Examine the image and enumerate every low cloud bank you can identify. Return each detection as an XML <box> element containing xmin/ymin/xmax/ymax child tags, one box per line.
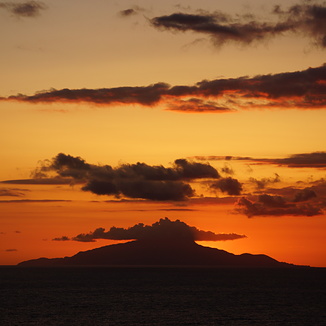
<box><xmin>2</xmin><ymin>64</ymin><xmax>325</xmax><ymax>112</ymax></box>
<box><xmin>53</xmin><ymin>218</ymin><xmax>247</xmax><ymax>243</ymax></box>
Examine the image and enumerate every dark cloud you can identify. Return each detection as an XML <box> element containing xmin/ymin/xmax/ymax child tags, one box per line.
<box><xmin>2</xmin><ymin>64</ymin><xmax>325</xmax><ymax>112</ymax></box>
<box><xmin>0</xmin><ymin>1</ymin><xmax>46</xmax><ymax>17</ymax></box>
<box><xmin>30</xmin><ymin>153</ymin><xmax>220</xmax><ymax>201</ymax></box>
<box><xmin>0</xmin><ymin>199</ymin><xmax>71</xmax><ymax>203</ymax></box>
<box><xmin>192</xmin><ymin>152</ymin><xmax>326</xmax><ymax>168</ymax></box>
<box><xmin>249</xmin><ymin>173</ymin><xmax>280</xmax><ymax>190</ymax></box>
<box><xmin>267</xmin><ymin>152</ymin><xmax>326</xmax><ymax>168</ymax></box>
<box><xmin>62</xmin><ymin>218</ymin><xmax>246</xmax><ymax>242</ymax></box>
<box><xmin>83</xmin><ymin>179</ymin><xmax>194</xmax><ymax>201</ymax></box>
<box><xmin>174</xmin><ymin>158</ymin><xmax>220</xmax><ymax>179</ymax></box>
<box><xmin>4</xmin><ymin>249</ymin><xmax>17</xmax><ymax>252</ymax></box>
<box><xmin>167</xmin><ymin>98</ymin><xmax>232</xmax><ymax>112</ymax></box>
<box><xmin>119</xmin><ymin>8</ymin><xmax>138</xmax><ymax>17</ymax></box>
<box><xmin>1</xmin><ymin>178</ymin><xmax>76</xmax><ymax>185</ymax></box>
<box><xmin>258</xmin><ymin>194</ymin><xmax>286</xmax><ymax>207</ymax></box>
<box><xmin>150</xmin><ymin>3</ymin><xmax>326</xmax><ymax>48</ymax></box>
<box><xmin>5</xmin><ymin>83</ymin><xmax>170</xmax><ymax>106</ymax></box>
<box><xmin>293</xmin><ymin>188</ymin><xmax>317</xmax><ymax>202</ymax></box>
<box><xmin>210</xmin><ymin>177</ymin><xmax>242</xmax><ymax>196</ymax></box>
<box><xmin>118</xmin><ymin>6</ymin><xmax>144</xmax><ymax>17</ymax></box>
<box><xmin>308</xmin><ymin>178</ymin><xmax>326</xmax><ymax>197</ymax></box>
<box><xmin>191</xmin><ymin>155</ymin><xmax>252</xmax><ymax>161</ymax></box>
<box><xmin>236</xmin><ymin>194</ymin><xmax>323</xmax><ymax>217</ymax></box>
<box><xmin>52</xmin><ymin>236</ymin><xmax>70</xmax><ymax>241</ymax></box>
<box><xmin>0</xmin><ymin>188</ymin><xmax>25</xmax><ymax>197</ymax></box>
<box><xmin>151</xmin><ymin>12</ymin><xmax>292</xmax><ymax>47</ymax></box>
<box><xmin>220</xmin><ymin>164</ymin><xmax>234</xmax><ymax>175</ymax></box>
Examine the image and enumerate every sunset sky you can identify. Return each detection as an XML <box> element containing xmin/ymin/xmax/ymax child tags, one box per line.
<box><xmin>1</xmin><ymin>0</ymin><xmax>326</xmax><ymax>267</ymax></box>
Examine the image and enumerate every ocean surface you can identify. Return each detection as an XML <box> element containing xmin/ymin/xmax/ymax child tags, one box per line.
<box><xmin>1</xmin><ymin>266</ymin><xmax>325</xmax><ymax>325</ymax></box>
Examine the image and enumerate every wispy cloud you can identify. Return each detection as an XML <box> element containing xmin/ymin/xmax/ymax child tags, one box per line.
<box><xmin>150</xmin><ymin>3</ymin><xmax>326</xmax><ymax>48</ymax></box>
<box><xmin>0</xmin><ymin>1</ymin><xmax>46</xmax><ymax>17</ymax></box>
<box><xmin>193</xmin><ymin>152</ymin><xmax>326</xmax><ymax>168</ymax></box>
<box><xmin>2</xmin><ymin>64</ymin><xmax>325</xmax><ymax>112</ymax></box>
<box><xmin>118</xmin><ymin>6</ymin><xmax>145</xmax><ymax>17</ymax></box>
<box><xmin>1</xmin><ymin>178</ymin><xmax>77</xmax><ymax>185</ymax></box>
<box><xmin>249</xmin><ymin>174</ymin><xmax>280</xmax><ymax>190</ymax></box>
<box><xmin>119</xmin><ymin>8</ymin><xmax>137</xmax><ymax>17</ymax></box>
<box><xmin>0</xmin><ymin>199</ymin><xmax>71</xmax><ymax>203</ymax></box>
<box><xmin>0</xmin><ymin>187</ymin><xmax>26</xmax><ymax>197</ymax></box>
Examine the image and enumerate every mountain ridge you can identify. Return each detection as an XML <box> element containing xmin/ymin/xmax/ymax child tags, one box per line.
<box><xmin>18</xmin><ymin>238</ymin><xmax>300</xmax><ymax>267</ymax></box>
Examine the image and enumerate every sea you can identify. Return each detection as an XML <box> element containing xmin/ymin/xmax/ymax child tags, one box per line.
<box><xmin>1</xmin><ymin>266</ymin><xmax>325</xmax><ymax>325</ymax></box>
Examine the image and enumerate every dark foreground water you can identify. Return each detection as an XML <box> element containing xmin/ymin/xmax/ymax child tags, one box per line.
<box><xmin>0</xmin><ymin>266</ymin><xmax>325</xmax><ymax>325</ymax></box>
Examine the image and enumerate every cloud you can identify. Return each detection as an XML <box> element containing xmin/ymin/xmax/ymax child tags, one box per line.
<box><xmin>192</xmin><ymin>152</ymin><xmax>326</xmax><ymax>168</ymax></box>
<box><xmin>2</xmin><ymin>64</ymin><xmax>325</xmax><ymax>112</ymax></box>
<box><xmin>0</xmin><ymin>199</ymin><xmax>71</xmax><ymax>203</ymax></box>
<box><xmin>220</xmin><ymin>164</ymin><xmax>234</xmax><ymax>175</ymax></box>
<box><xmin>174</xmin><ymin>158</ymin><xmax>220</xmax><ymax>179</ymax></box>
<box><xmin>150</xmin><ymin>3</ymin><xmax>326</xmax><ymax>48</ymax></box>
<box><xmin>57</xmin><ymin>218</ymin><xmax>246</xmax><ymax>242</ymax></box>
<box><xmin>236</xmin><ymin>194</ymin><xmax>324</xmax><ymax>217</ymax></box>
<box><xmin>0</xmin><ymin>187</ymin><xmax>25</xmax><ymax>197</ymax></box>
<box><xmin>52</xmin><ymin>236</ymin><xmax>70</xmax><ymax>241</ymax></box>
<box><xmin>249</xmin><ymin>173</ymin><xmax>280</xmax><ymax>189</ymax></box>
<box><xmin>210</xmin><ymin>177</ymin><xmax>243</xmax><ymax>196</ymax></box>
<box><xmin>1</xmin><ymin>178</ymin><xmax>76</xmax><ymax>185</ymax></box>
<box><xmin>150</xmin><ymin>12</ymin><xmax>291</xmax><ymax>47</ymax></box>
<box><xmin>82</xmin><ymin>179</ymin><xmax>194</xmax><ymax>201</ymax></box>
<box><xmin>30</xmin><ymin>153</ymin><xmax>220</xmax><ymax>201</ymax></box>
<box><xmin>168</xmin><ymin>98</ymin><xmax>232</xmax><ymax>113</ymax></box>
<box><xmin>118</xmin><ymin>6</ymin><xmax>144</xmax><ymax>17</ymax></box>
<box><xmin>4</xmin><ymin>249</ymin><xmax>17</xmax><ymax>252</ymax></box>
<box><xmin>264</xmin><ymin>152</ymin><xmax>326</xmax><ymax>168</ymax></box>
<box><xmin>293</xmin><ymin>188</ymin><xmax>317</xmax><ymax>202</ymax></box>
<box><xmin>119</xmin><ymin>8</ymin><xmax>137</xmax><ymax>17</ymax></box>
<box><xmin>0</xmin><ymin>1</ymin><xmax>46</xmax><ymax>17</ymax></box>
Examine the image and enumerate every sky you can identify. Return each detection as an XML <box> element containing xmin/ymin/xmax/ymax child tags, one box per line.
<box><xmin>0</xmin><ymin>0</ymin><xmax>325</xmax><ymax>267</ymax></box>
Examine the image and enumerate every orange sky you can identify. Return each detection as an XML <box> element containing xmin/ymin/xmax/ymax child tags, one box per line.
<box><xmin>1</xmin><ymin>0</ymin><xmax>326</xmax><ymax>267</ymax></box>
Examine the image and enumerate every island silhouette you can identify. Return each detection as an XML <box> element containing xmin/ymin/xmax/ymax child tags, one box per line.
<box><xmin>18</xmin><ymin>218</ymin><xmax>297</xmax><ymax>267</ymax></box>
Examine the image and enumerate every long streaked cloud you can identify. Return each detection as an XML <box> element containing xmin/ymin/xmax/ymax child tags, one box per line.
<box><xmin>1</xmin><ymin>64</ymin><xmax>325</xmax><ymax>112</ymax></box>
<box><xmin>53</xmin><ymin>218</ymin><xmax>247</xmax><ymax>242</ymax></box>
<box><xmin>0</xmin><ymin>1</ymin><xmax>46</xmax><ymax>17</ymax></box>
<box><xmin>193</xmin><ymin>152</ymin><xmax>326</xmax><ymax>168</ymax></box>
<box><xmin>30</xmin><ymin>153</ymin><xmax>220</xmax><ymax>201</ymax></box>
<box><xmin>1</xmin><ymin>178</ymin><xmax>76</xmax><ymax>185</ymax></box>
<box><xmin>150</xmin><ymin>3</ymin><xmax>326</xmax><ymax>48</ymax></box>
<box><xmin>0</xmin><ymin>187</ymin><xmax>26</xmax><ymax>197</ymax></box>
<box><xmin>260</xmin><ymin>152</ymin><xmax>326</xmax><ymax>168</ymax></box>
<box><xmin>0</xmin><ymin>199</ymin><xmax>71</xmax><ymax>203</ymax></box>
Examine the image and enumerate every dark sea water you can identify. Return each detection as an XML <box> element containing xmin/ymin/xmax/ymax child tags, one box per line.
<box><xmin>0</xmin><ymin>266</ymin><xmax>325</xmax><ymax>325</ymax></box>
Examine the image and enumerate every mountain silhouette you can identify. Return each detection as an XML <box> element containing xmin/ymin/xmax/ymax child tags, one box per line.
<box><xmin>18</xmin><ymin>218</ymin><xmax>300</xmax><ymax>267</ymax></box>
<box><xmin>18</xmin><ymin>236</ymin><xmax>295</xmax><ymax>267</ymax></box>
